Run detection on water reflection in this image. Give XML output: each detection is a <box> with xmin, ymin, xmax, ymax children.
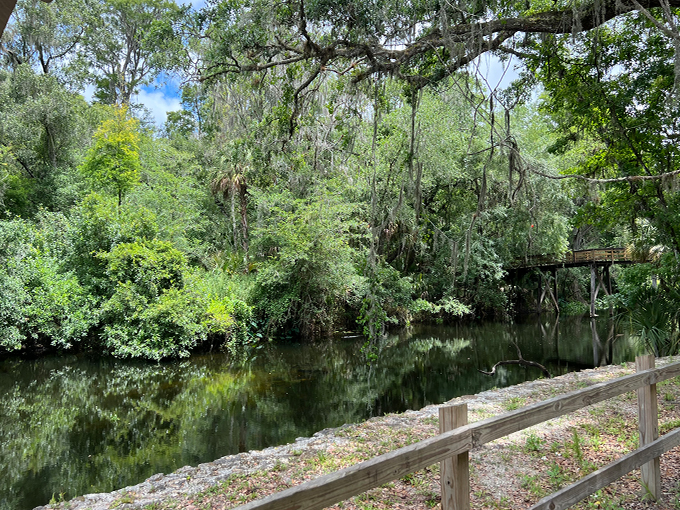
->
<box><xmin>0</xmin><ymin>316</ymin><xmax>639</xmax><ymax>510</ymax></box>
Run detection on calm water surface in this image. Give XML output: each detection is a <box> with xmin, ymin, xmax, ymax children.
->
<box><xmin>0</xmin><ymin>316</ymin><xmax>640</xmax><ymax>510</ymax></box>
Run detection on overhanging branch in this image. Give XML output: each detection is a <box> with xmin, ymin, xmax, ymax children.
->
<box><xmin>203</xmin><ymin>0</ymin><xmax>680</xmax><ymax>86</ymax></box>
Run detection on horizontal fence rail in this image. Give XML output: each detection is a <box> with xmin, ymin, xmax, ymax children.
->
<box><xmin>233</xmin><ymin>359</ymin><xmax>680</xmax><ymax>510</ymax></box>
<box><xmin>530</xmin><ymin>427</ymin><xmax>680</xmax><ymax>510</ymax></box>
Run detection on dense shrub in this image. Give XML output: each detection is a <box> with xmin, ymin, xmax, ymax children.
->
<box><xmin>0</xmin><ymin>216</ymin><xmax>252</xmax><ymax>360</ymax></box>
<box><xmin>250</xmin><ymin>194</ymin><xmax>363</xmax><ymax>337</ymax></box>
<box><xmin>0</xmin><ymin>218</ymin><xmax>95</xmax><ymax>353</ymax></box>
<box><xmin>97</xmin><ymin>239</ymin><xmax>253</xmax><ymax>359</ymax></box>
<box><xmin>68</xmin><ymin>193</ymin><xmax>159</xmax><ymax>293</ymax></box>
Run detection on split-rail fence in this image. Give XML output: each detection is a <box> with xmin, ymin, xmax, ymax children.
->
<box><xmin>233</xmin><ymin>355</ymin><xmax>680</xmax><ymax>510</ymax></box>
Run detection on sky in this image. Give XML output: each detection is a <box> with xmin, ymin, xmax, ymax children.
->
<box><xmin>475</xmin><ymin>53</ymin><xmax>522</xmax><ymax>92</ymax></box>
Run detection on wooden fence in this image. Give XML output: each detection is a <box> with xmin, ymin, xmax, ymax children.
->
<box><xmin>233</xmin><ymin>355</ymin><xmax>680</xmax><ymax>510</ymax></box>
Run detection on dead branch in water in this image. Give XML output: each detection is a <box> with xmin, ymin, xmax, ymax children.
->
<box><xmin>479</xmin><ymin>341</ymin><xmax>552</xmax><ymax>378</ymax></box>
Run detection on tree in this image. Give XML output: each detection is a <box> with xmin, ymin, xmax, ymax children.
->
<box><xmin>0</xmin><ymin>64</ymin><xmax>90</xmax><ymax>216</ymax></box>
<box><xmin>197</xmin><ymin>0</ymin><xmax>680</xmax><ymax>192</ymax></box>
<box><xmin>197</xmin><ymin>0</ymin><xmax>680</xmax><ymax>318</ymax></box>
<box><xmin>1</xmin><ymin>0</ymin><xmax>90</xmax><ymax>76</ymax></box>
<box><xmin>80</xmin><ymin>106</ymin><xmax>141</xmax><ymax>206</ymax></box>
<box><xmin>77</xmin><ymin>0</ymin><xmax>184</xmax><ymax>105</ymax></box>
<box><xmin>199</xmin><ymin>0</ymin><xmax>680</xmax><ymax>90</ymax></box>
<box><xmin>530</xmin><ymin>18</ymin><xmax>680</xmax><ymax>252</ymax></box>
<box><xmin>250</xmin><ymin>191</ymin><xmax>364</xmax><ymax>337</ymax></box>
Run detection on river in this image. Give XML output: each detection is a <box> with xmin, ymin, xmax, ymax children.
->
<box><xmin>0</xmin><ymin>315</ymin><xmax>640</xmax><ymax>510</ymax></box>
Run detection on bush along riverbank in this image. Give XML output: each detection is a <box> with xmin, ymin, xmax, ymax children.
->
<box><xmin>42</xmin><ymin>357</ymin><xmax>680</xmax><ymax>510</ymax></box>
<box><xmin>0</xmin><ymin>214</ymin><xmax>258</xmax><ymax>361</ymax></box>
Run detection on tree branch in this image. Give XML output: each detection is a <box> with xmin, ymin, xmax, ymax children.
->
<box><xmin>204</xmin><ymin>0</ymin><xmax>680</xmax><ymax>86</ymax></box>
<box><xmin>478</xmin><ymin>359</ymin><xmax>552</xmax><ymax>378</ymax></box>
<box><xmin>479</xmin><ymin>342</ymin><xmax>553</xmax><ymax>378</ymax></box>
<box><xmin>528</xmin><ymin>167</ymin><xmax>680</xmax><ymax>184</ymax></box>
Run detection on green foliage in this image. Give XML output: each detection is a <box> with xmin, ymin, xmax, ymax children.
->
<box><xmin>0</xmin><ymin>216</ymin><xmax>96</xmax><ymax>353</ymax></box>
<box><xmin>100</xmin><ymin>281</ymin><xmax>206</xmax><ymax>360</ymax></box>
<box><xmin>533</xmin><ymin>21</ymin><xmax>680</xmax><ymax>254</ymax></box>
<box><xmin>68</xmin><ymin>193</ymin><xmax>158</xmax><ymax>292</ymax></box>
<box><xmin>80</xmin><ymin>106</ymin><xmax>141</xmax><ymax>205</ymax></box>
<box><xmin>0</xmin><ymin>191</ymin><xmax>251</xmax><ymax>360</ymax></box>
<box><xmin>0</xmin><ymin>65</ymin><xmax>90</xmax><ymax>216</ymax></box>
<box><xmin>358</xmin><ymin>258</ymin><xmax>414</xmax><ymax>335</ymax></box>
<box><xmin>524</xmin><ymin>432</ymin><xmax>545</xmax><ymax>453</ymax></box>
<box><xmin>7</xmin><ymin>0</ymin><xmax>677</xmax><ymax>356</ymax></box>
<box><xmin>624</xmin><ymin>288</ymin><xmax>680</xmax><ymax>357</ymax></box>
<box><xmin>97</xmin><ymin>240</ymin><xmax>253</xmax><ymax>359</ymax></box>
<box><xmin>98</xmin><ymin>239</ymin><xmax>186</xmax><ymax>297</ymax></box>
<box><xmin>616</xmin><ymin>262</ymin><xmax>680</xmax><ymax>356</ymax></box>
<box><xmin>133</xmin><ymin>136</ymin><xmax>229</xmax><ymax>262</ymax></box>
<box><xmin>251</xmin><ymin>191</ymin><xmax>363</xmax><ymax>337</ymax></box>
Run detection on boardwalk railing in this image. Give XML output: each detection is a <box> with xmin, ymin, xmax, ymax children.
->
<box><xmin>234</xmin><ymin>355</ymin><xmax>680</xmax><ymax>510</ymax></box>
<box><xmin>517</xmin><ymin>248</ymin><xmax>635</xmax><ymax>269</ymax></box>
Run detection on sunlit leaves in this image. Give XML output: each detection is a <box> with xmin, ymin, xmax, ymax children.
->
<box><xmin>79</xmin><ymin>106</ymin><xmax>141</xmax><ymax>205</ymax></box>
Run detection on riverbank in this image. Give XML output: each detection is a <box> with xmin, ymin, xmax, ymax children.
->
<box><xmin>41</xmin><ymin>357</ymin><xmax>680</xmax><ymax>510</ymax></box>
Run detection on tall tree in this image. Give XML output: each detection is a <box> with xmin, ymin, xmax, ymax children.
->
<box><xmin>0</xmin><ymin>64</ymin><xmax>88</xmax><ymax>215</ymax></box>
<box><xmin>78</xmin><ymin>0</ymin><xmax>183</xmax><ymax>105</ymax></box>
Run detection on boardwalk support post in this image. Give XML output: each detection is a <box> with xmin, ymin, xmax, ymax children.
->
<box><xmin>536</xmin><ymin>272</ymin><xmax>542</xmax><ymax>313</ymax></box>
<box><xmin>636</xmin><ymin>354</ymin><xmax>661</xmax><ymax>500</ymax></box>
<box><xmin>439</xmin><ymin>404</ymin><xmax>470</xmax><ymax>510</ymax></box>
<box><xmin>590</xmin><ymin>264</ymin><xmax>597</xmax><ymax>317</ymax></box>
<box><xmin>552</xmin><ymin>267</ymin><xmax>559</xmax><ymax>314</ymax></box>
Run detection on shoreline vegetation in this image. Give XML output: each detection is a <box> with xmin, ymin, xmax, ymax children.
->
<box><xmin>43</xmin><ymin>357</ymin><xmax>680</xmax><ymax>510</ymax></box>
<box><xmin>2</xmin><ymin>68</ymin><xmax>679</xmax><ymax>365</ymax></box>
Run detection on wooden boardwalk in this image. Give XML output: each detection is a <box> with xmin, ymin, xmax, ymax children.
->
<box><xmin>511</xmin><ymin>248</ymin><xmax>642</xmax><ymax>316</ymax></box>
<box><xmin>514</xmin><ymin>248</ymin><xmax>637</xmax><ymax>271</ymax></box>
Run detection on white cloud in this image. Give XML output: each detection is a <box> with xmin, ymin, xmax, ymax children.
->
<box><xmin>134</xmin><ymin>88</ymin><xmax>182</xmax><ymax>127</ymax></box>
<box><xmin>79</xmin><ymin>83</ymin><xmax>181</xmax><ymax>127</ymax></box>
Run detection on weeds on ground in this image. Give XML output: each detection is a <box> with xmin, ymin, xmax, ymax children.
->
<box><xmin>503</xmin><ymin>397</ymin><xmax>526</xmax><ymax>411</ymax></box>
<box><xmin>580</xmin><ymin>489</ymin><xmax>624</xmax><ymax>509</ymax></box>
<box><xmin>519</xmin><ymin>474</ymin><xmax>545</xmax><ymax>498</ymax></box>
<box><xmin>110</xmin><ymin>493</ymin><xmax>135</xmax><ymax>508</ymax></box>
<box><xmin>547</xmin><ymin>461</ymin><xmax>569</xmax><ymax>489</ymax></box>
<box><xmin>524</xmin><ymin>433</ymin><xmax>545</xmax><ymax>453</ymax></box>
<box><xmin>673</xmin><ymin>480</ymin><xmax>680</xmax><ymax>509</ymax></box>
<box><xmin>48</xmin><ymin>493</ymin><xmax>67</xmax><ymax>505</ymax></box>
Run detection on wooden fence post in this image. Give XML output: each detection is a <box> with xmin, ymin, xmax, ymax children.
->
<box><xmin>636</xmin><ymin>354</ymin><xmax>661</xmax><ymax>500</ymax></box>
<box><xmin>439</xmin><ymin>404</ymin><xmax>470</xmax><ymax>510</ymax></box>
